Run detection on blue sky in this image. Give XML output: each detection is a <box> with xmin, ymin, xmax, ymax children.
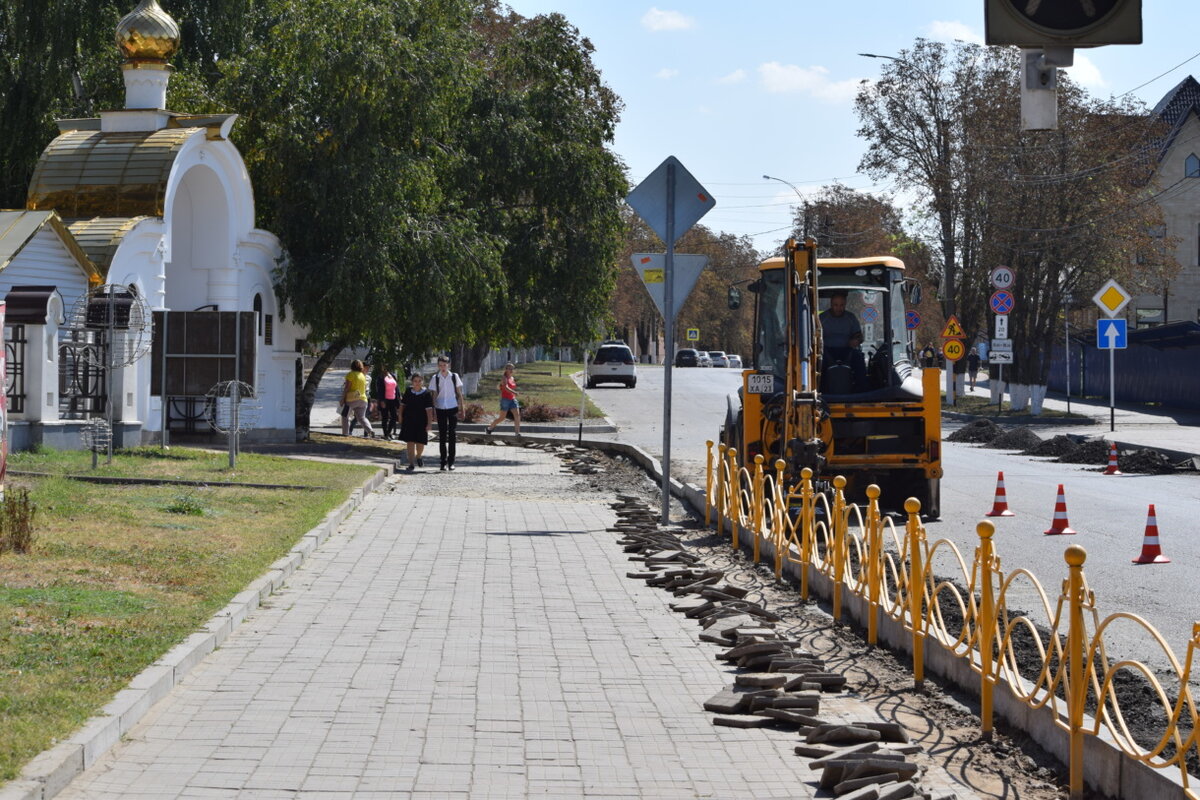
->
<box><xmin>502</xmin><ymin>1</ymin><xmax>1200</xmax><ymax>255</ymax></box>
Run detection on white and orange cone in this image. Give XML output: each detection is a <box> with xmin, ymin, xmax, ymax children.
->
<box><xmin>985</xmin><ymin>471</ymin><xmax>1015</xmax><ymax>517</ymax></box>
<box><xmin>1132</xmin><ymin>504</ymin><xmax>1170</xmax><ymax>564</ymax></box>
<box><xmin>1043</xmin><ymin>484</ymin><xmax>1077</xmax><ymax>535</ymax></box>
<box><xmin>1103</xmin><ymin>442</ymin><xmax>1123</xmax><ymax>476</ymax></box>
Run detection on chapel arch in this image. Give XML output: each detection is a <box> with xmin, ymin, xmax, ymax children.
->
<box><xmin>166</xmin><ymin>164</ymin><xmax>231</xmax><ymax>309</ymax></box>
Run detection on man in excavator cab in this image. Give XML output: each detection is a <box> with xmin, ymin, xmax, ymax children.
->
<box><xmin>819</xmin><ymin>290</ymin><xmax>867</xmax><ymax>394</ymax></box>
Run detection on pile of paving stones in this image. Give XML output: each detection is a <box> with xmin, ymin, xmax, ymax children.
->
<box><xmin>1024</xmin><ymin>435</ymin><xmax>1080</xmax><ymax>458</ymax></box>
<box><xmin>609</xmin><ymin>494</ymin><xmax>958</xmax><ymax>800</ymax></box>
<box><xmin>984</xmin><ymin>426</ymin><xmax>1042</xmax><ymax>451</ymax></box>
<box><xmin>946</xmin><ymin>419</ymin><xmax>1001</xmax><ymax>444</ymax></box>
<box><xmin>559</xmin><ymin>446</ymin><xmax>605</xmax><ymax>474</ymax></box>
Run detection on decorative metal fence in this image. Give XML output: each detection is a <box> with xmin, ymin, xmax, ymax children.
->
<box><xmin>706</xmin><ymin>442</ymin><xmax>1200</xmax><ymax>800</ymax></box>
<box><xmin>5</xmin><ymin>323</ymin><xmax>26</xmax><ymax>414</ymax></box>
<box><xmin>58</xmin><ymin>327</ymin><xmax>107</xmax><ymax>419</ymax></box>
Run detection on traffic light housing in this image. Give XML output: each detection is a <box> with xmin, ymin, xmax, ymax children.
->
<box><xmin>985</xmin><ymin>0</ymin><xmax>1141</xmax><ymax>47</ymax></box>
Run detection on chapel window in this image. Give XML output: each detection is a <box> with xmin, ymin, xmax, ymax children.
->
<box><xmin>1187</xmin><ymin>153</ymin><xmax>1200</xmax><ymax>178</ymax></box>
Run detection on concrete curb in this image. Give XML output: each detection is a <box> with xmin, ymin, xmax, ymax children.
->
<box><xmin>942</xmin><ymin>410</ymin><xmax>1096</xmax><ymax>426</ymax></box>
<box><xmin>2</xmin><ymin>467</ymin><xmax>391</xmax><ymax>800</ymax></box>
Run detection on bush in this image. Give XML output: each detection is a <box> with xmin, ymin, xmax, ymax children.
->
<box><xmin>461</xmin><ymin>402</ymin><xmax>488</xmax><ymax>423</ymax></box>
<box><xmin>519</xmin><ymin>401</ymin><xmax>577</xmax><ymax>422</ymax></box>
<box><xmin>0</xmin><ymin>487</ymin><xmax>36</xmax><ymax>554</ymax></box>
<box><xmin>165</xmin><ymin>489</ymin><xmax>208</xmax><ymax>516</ymax></box>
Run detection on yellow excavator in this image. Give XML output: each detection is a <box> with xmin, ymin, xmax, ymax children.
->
<box><xmin>722</xmin><ymin>238</ymin><xmax>942</xmax><ymax>517</ymax></box>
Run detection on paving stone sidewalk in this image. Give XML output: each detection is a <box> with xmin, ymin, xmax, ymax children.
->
<box><xmin>55</xmin><ymin>445</ymin><xmax>825</xmax><ymax>800</ymax></box>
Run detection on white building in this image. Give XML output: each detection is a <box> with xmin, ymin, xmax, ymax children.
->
<box><xmin>1</xmin><ymin>0</ymin><xmax>304</xmax><ymax>447</ymax></box>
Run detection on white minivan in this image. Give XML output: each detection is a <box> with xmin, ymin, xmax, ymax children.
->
<box><xmin>586</xmin><ymin>341</ymin><xmax>637</xmax><ymax>388</ymax></box>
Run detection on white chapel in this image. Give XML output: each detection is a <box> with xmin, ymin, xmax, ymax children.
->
<box><xmin>0</xmin><ymin>0</ymin><xmax>304</xmax><ymax>447</ymax></box>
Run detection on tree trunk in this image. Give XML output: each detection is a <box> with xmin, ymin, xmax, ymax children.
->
<box><xmin>453</xmin><ymin>342</ymin><xmax>490</xmax><ymax>375</ymax></box>
<box><xmin>295</xmin><ymin>341</ymin><xmax>345</xmax><ymax>441</ymax></box>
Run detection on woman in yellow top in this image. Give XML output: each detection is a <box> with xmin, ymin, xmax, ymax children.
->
<box><xmin>341</xmin><ymin>359</ymin><xmax>375</xmax><ymax>437</ymax></box>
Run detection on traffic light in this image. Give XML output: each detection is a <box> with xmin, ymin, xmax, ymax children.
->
<box><xmin>985</xmin><ymin>0</ymin><xmax>1141</xmax><ymax>47</ymax></box>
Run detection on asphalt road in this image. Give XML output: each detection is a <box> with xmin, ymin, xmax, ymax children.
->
<box><xmin>585</xmin><ymin>363</ymin><xmax>742</xmax><ymax>487</ymax></box>
<box><xmin>588</xmin><ymin>364</ymin><xmax>1200</xmax><ymax>677</ymax></box>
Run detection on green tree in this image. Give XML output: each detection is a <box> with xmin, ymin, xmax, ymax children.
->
<box><xmin>855</xmin><ymin>40</ymin><xmax>1173</xmax><ymax>390</ymax></box>
<box><xmin>219</xmin><ymin>0</ymin><xmax>505</xmax><ymax>428</ymax></box>
<box><xmin>454</xmin><ymin>6</ymin><xmax>627</xmax><ymax>371</ymax></box>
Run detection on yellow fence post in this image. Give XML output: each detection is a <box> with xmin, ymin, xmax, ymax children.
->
<box><xmin>865</xmin><ymin>485</ymin><xmax>882</xmax><ymax>645</ymax></box>
<box><xmin>705</xmin><ymin>440</ymin><xmax>714</xmax><ymax>527</ymax></box>
<box><xmin>715</xmin><ymin>443</ymin><xmax>726</xmax><ymax>536</ymax></box>
<box><xmin>905</xmin><ymin>498</ymin><xmax>925</xmax><ymax>689</ymax></box>
<box><xmin>800</xmin><ymin>468</ymin><xmax>814</xmax><ymax>601</ymax></box>
<box><xmin>831</xmin><ymin>475</ymin><xmax>847</xmax><ymax>623</ymax></box>
<box><xmin>977</xmin><ymin>520</ymin><xmax>998</xmax><ymax>739</ymax></box>
<box><xmin>751</xmin><ymin>455</ymin><xmax>765</xmax><ymax>564</ymax></box>
<box><xmin>774</xmin><ymin>459</ymin><xmax>786</xmax><ymax>581</ymax></box>
<box><xmin>727</xmin><ymin>448</ymin><xmax>739</xmax><ymax>551</ymax></box>
<box><xmin>1065</xmin><ymin>545</ymin><xmax>1088</xmax><ymax>800</ymax></box>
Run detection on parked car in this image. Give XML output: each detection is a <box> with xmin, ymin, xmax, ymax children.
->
<box><xmin>727</xmin><ymin>354</ymin><xmax>743</xmax><ymax>369</ymax></box>
<box><xmin>674</xmin><ymin>348</ymin><xmax>699</xmax><ymax>367</ymax></box>
<box><xmin>587</xmin><ymin>341</ymin><xmax>637</xmax><ymax>388</ymax></box>
<box><xmin>697</xmin><ymin>351</ymin><xmax>712</xmax><ymax>367</ymax></box>
<box><xmin>709</xmin><ymin>350</ymin><xmax>729</xmax><ymax>368</ymax></box>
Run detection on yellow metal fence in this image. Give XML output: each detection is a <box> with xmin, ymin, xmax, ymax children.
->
<box><xmin>704</xmin><ymin>442</ymin><xmax>1200</xmax><ymax>800</ymax></box>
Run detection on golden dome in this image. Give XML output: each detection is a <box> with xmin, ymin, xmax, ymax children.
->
<box><xmin>115</xmin><ymin>0</ymin><xmax>181</xmax><ymax>63</ymax></box>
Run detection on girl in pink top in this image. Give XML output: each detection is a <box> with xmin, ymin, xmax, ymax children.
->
<box><xmin>378</xmin><ymin>366</ymin><xmax>400</xmax><ymax>440</ymax></box>
<box><xmin>485</xmin><ymin>363</ymin><xmax>521</xmax><ymax>436</ymax></box>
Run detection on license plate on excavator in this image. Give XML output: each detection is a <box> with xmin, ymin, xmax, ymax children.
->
<box><xmin>747</xmin><ymin>373</ymin><xmax>776</xmax><ymax>394</ymax></box>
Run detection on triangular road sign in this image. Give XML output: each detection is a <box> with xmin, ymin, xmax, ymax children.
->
<box><xmin>941</xmin><ymin>315</ymin><xmax>965</xmax><ymax>339</ymax></box>
<box><xmin>633</xmin><ymin>253</ymin><xmax>708</xmax><ymax>320</ymax></box>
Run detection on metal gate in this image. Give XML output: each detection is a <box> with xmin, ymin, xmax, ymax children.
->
<box><xmin>58</xmin><ymin>327</ymin><xmax>107</xmax><ymax>419</ymax></box>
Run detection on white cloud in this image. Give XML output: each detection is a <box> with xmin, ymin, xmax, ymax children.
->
<box><xmin>717</xmin><ymin>69</ymin><xmax>747</xmax><ymax>85</ymax></box>
<box><xmin>1062</xmin><ymin>53</ymin><xmax>1107</xmax><ymax>92</ymax></box>
<box><xmin>757</xmin><ymin>62</ymin><xmax>861</xmax><ymax>103</ymax></box>
<box><xmin>926</xmin><ymin>20</ymin><xmax>984</xmax><ymax>45</ymax></box>
<box><xmin>641</xmin><ymin>8</ymin><xmax>695</xmax><ymax>31</ymax></box>
<box><xmin>656</xmin><ymin>67</ymin><xmax>680</xmax><ymax>80</ymax></box>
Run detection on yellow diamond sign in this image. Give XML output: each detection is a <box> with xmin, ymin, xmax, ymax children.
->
<box><xmin>1092</xmin><ymin>279</ymin><xmax>1131</xmax><ymax>318</ymax></box>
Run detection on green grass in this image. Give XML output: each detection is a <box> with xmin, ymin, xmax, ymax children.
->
<box><xmin>943</xmin><ymin>394</ymin><xmax>1091</xmax><ymax>420</ymax></box>
<box><xmin>467</xmin><ymin>360</ymin><xmax>604</xmax><ymax>418</ymax></box>
<box><xmin>0</xmin><ymin>447</ymin><xmax>377</xmax><ymax>783</ymax></box>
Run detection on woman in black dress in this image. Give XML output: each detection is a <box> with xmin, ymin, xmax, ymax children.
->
<box><xmin>399</xmin><ymin>373</ymin><xmax>435</xmax><ymax>471</ymax></box>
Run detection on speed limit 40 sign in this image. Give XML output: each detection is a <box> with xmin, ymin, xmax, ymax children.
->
<box><xmin>991</xmin><ymin>266</ymin><xmax>1015</xmax><ymax>290</ymax></box>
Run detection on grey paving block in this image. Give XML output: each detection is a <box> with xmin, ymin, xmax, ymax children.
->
<box><xmin>733</xmin><ymin>672</ymin><xmax>788</xmax><ymax>689</ymax></box>
<box><xmin>711</xmin><ymin>714</ymin><xmax>777</xmax><ymax>728</ymax></box>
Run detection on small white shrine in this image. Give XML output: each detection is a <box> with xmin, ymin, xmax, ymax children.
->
<box><xmin>0</xmin><ymin>0</ymin><xmax>304</xmax><ymax>447</ymax></box>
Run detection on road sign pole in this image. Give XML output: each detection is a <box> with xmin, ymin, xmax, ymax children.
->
<box><xmin>1064</xmin><ymin>295</ymin><xmax>1071</xmax><ymax>415</ymax></box>
<box><xmin>661</xmin><ymin>163</ymin><xmax>675</xmax><ymax>525</ymax></box>
<box><xmin>1109</xmin><ymin>347</ymin><xmax>1115</xmax><ymax>433</ymax></box>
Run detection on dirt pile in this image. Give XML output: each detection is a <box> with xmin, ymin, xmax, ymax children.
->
<box><xmin>947</xmin><ymin>419</ymin><xmax>1002</xmax><ymax>443</ymax></box>
<box><xmin>1058</xmin><ymin>438</ymin><xmax>1112</xmax><ymax>465</ymax></box>
<box><xmin>1119</xmin><ymin>448</ymin><xmax>1178</xmax><ymax>474</ymax></box>
<box><xmin>986</xmin><ymin>426</ymin><xmax>1043</xmax><ymax>451</ymax></box>
<box><xmin>1025</xmin><ymin>435</ymin><xmax>1079</xmax><ymax>458</ymax></box>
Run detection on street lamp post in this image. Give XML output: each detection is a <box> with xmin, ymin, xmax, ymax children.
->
<box><xmin>763</xmin><ymin>174</ymin><xmax>804</xmax><ymax>242</ymax></box>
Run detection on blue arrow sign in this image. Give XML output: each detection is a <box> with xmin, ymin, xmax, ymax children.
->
<box><xmin>1097</xmin><ymin>318</ymin><xmax>1127</xmax><ymax>349</ymax></box>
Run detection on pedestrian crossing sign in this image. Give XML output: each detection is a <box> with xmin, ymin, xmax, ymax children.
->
<box><xmin>941</xmin><ymin>316</ymin><xmax>965</xmax><ymax>339</ymax></box>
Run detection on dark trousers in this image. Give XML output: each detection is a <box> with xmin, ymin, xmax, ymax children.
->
<box><xmin>436</xmin><ymin>407</ymin><xmax>458</xmax><ymax>466</ymax></box>
<box><xmin>380</xmin><ymin>399</ymin><xmax>399</xmax><ymax>438</ymax></box>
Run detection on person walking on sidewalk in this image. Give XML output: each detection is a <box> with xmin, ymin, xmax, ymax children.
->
<box><xmin>430</xmin><ymin>355</ymin><xmax>465</xmax><ymax>470</ymax></box>
<box><xmin>341</xmin><ymin>359</ymin><xmax>375</xmax><ymax>438</ymax></box>
<box><xmin>485</xmin><ymin>363</ymin><xmax>521</xmax><ymax>436</ymax></box>
<box><xmin>398</xmin><ymin>373</ymin><xmax>435</xmax><ymax>471</ymax></box>
<box><xmin>375</xmin><ymin>365</ymin><xmax>401</xmax><ymax>440</ymax></box>
<box><xmin>966</xmin><ymin>348</ymin><xmax>981</xmax><ymax>390</ymax></box>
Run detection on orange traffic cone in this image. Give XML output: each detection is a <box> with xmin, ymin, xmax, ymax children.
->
<box><xmin>1103</xmin><ymin>442</ymin><xmax>1123</xmax><ymax>475</ymax></box>
<box><xmin>1132</xmin><ymin>504</ymin><xmax>1170</xmax><ymax>564</ymax></box>
<box><xmin>985</xmin><ymin>471</ymin><xmax>1015</xmax><ymax>517</ymax></box>
<box><xmin>1043</xmin><ymin>484</ymin><xmax>1077</xmax><ymax>535</ymax></box>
